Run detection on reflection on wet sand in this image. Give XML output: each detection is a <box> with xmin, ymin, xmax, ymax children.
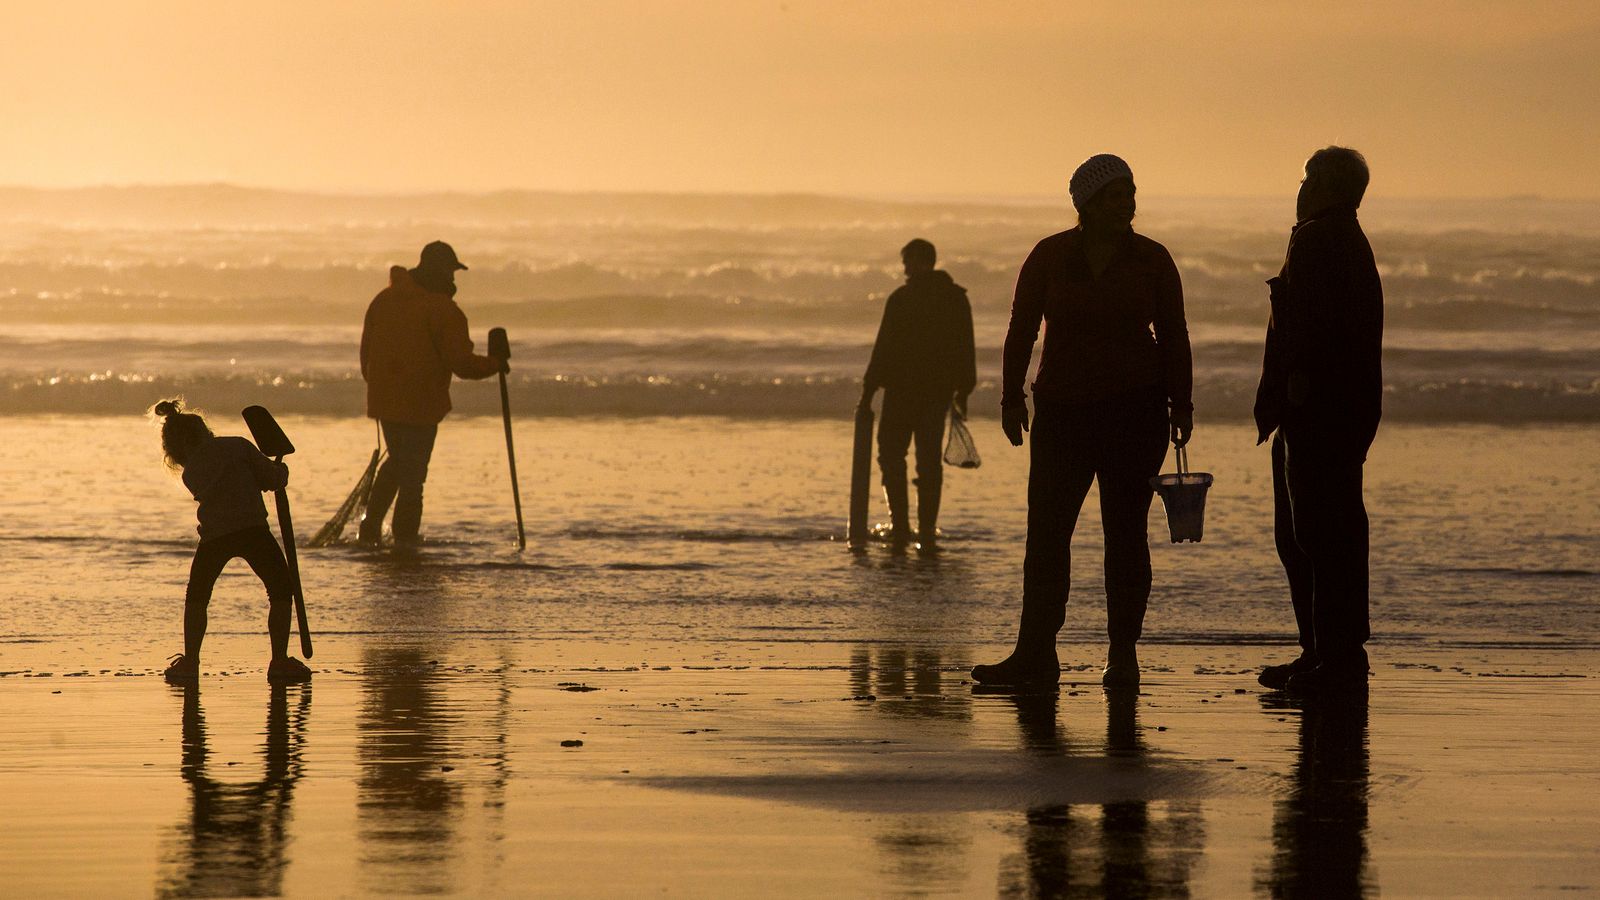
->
<box><xmin>1258</xmin><ymin>695</ymin><xmax>1372</xmax><ymax>898</ymax></box>
<box><xmin>997</xmin><ymin>690</ymin><xmax>1205</xmax><ymax>898</ymax></box>
<box><xmin>357</xmin><ymin>646</ymin><xmax>465</xmax><ymax>894</ymax></box>
<box><xmin>852</xmin><ymin>646</ymin><xmax>975</xmax><ymax>892</ymax></box>
<box><xmin>156</xmin><ymin>683</ymin><xmax>311</xmax><ymax>899</ymax></box>
<box><xmin>849</xmin><ymin>645</ymin><xmax>971</xmax><ymax>724</ymax></box>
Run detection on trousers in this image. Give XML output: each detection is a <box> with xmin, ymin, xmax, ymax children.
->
<box><xmin>1019</xmin><ymin>389</ymin><xmax>1169</xmax><ymax>647</ymax></box>
<box><xmin>364</xmin><ymin>420</ymin><xmax>439</xmax><ymax>542</ymax></box>
<box><xmin>1273</xmin><ymin>428</ymin><xmax>1371</xmax><ymax>668</ymax></box>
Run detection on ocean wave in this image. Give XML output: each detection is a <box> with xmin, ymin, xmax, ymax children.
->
<box><xmin>5</xmin><ymin>369</ymin><xmax>1598</xmax><ymax>422</ymax></box>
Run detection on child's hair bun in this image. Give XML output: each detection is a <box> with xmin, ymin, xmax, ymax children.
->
<box><xmin>154</xmin><ymin>399</ymin><xmax>181</xmax><ymax>418</ymax></box>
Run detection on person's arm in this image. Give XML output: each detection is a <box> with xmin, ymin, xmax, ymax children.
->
<box><xmin>956</xmin><ymin>292</ymin><xmax>977</xmax><ymax>410</ymax></box>
<box><xmin>359</xmin><ymin>300</ymin><xmax>375</xmax><ymax>380</ymax></box>
<box><xmin>433</xmin><ymin>302</ymin><xmax>504</xmax><ymax>381</ymax></box>
<box><xmin>242</xmin><ymin>441</ymin><xmax>289</xmax><ymax>491</ymax></box>
<box><xmin>1151</xmin><ymin>246</ymin><xmax>1194</xmax><ymax>446</ymax></box>
<box><xmin>1000</xmin><ymin>240</ymin><xmax>1049</xmax><ymax>444</ymax></box>
<box><xmin>1283</xmin><ymin>223</ymin><xmax>1343</xmax><ymax>407</ymax></box>
<box><xmin>861</xmin><ymin>290</ymin><xmax>902</xmax><ymax>405</ymax></box>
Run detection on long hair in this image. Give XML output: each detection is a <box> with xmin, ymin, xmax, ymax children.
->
<box><xmin>151</xmin><ymin>398</ymin><xmax>213</xmax><ymax>469</ymax></box>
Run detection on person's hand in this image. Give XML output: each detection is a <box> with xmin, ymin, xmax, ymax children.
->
<box><xmin>952</xmin><ymin>392</ymin><xmax>969</xmax><ymax>420</ymax></box>
<box><xmin>278</xmin><ymin>462</ymin><xmax>290</xmax><ymax>484</ymax></box>
<box><xmin>1170</xmin><ymin>409</ymin><xmax>1193</xmax><ymax>449</ymax></box>
<box><xmin>857</xmin><ymin>385</ymin><xmax>875</xmax><ymax>413</ymax></box>
<box><xmin>1002</xmin><ymin>403</ymin><xmax>1029</xmax><ymax>446</ymax></box>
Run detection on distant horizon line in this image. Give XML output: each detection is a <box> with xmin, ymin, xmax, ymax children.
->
<box><xmin>0</xmin><ymin>181</ymin><xmax>1584</xmax><ymax>206</ymax></box>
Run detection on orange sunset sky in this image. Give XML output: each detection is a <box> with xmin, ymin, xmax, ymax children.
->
<box><xmin>4</xmin><ymin>1</ymin><xmax>1597</xmax><ymax>198</ymax></box>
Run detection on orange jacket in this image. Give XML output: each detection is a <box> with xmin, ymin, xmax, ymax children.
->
<box><xmin>360</xmin><ymin>266</ymin><xmax>501</xmax><ymax>425</ymax></box>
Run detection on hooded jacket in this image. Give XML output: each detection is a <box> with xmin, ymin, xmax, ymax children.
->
<box><xmin>863</xmin><ymin>270</ymin><xmax>977</xmax><ymax>398</ymax></box>
<box><xmin>360</xmin><ymin>266</ymin><xmax>501</xmax><ymax>425</ymax></box>
<box><xmin>1253</xmin><ymin>206</ymin><xmax>1384</xmax><ymax>453</ymax></box>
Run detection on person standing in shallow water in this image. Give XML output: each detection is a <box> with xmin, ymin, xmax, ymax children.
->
<box><xmin>358</xmin><ymin>241</ymin><xmax>506</xmax><ymax>546</ymax></box>
<box><xmin>859</xmin><ymin>239</ymin><xmax>977</xmax><ymax>552</ymax></box>
<box><xmin>1254</xmin><ymin>147</ymin><xmax>1383</xmax><ymax>696</ymax></box>
<box><xmin>153</xmin><ymin>400</ymin><xmax>312</xmax><ymax>684</ymax></box>
<box><xmin>972</xmin><ymin>154</ymin><xmax>1193</xmax><ymax>689</ymax></box>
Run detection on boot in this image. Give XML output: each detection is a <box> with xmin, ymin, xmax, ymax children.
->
<box><xmin>1102</xmin><ymin>642</ymin><xmax>1140</xmax><ymax>690</ymax></box>
<box><xmin>972</xmin><ymin>603</ymin><xmax>1063</xmax><ymax>686</ymax></box>
<box><xmin>883</xmin><ymin>479</ymin><xmax>912</xmax><ymax>550</ymax></box>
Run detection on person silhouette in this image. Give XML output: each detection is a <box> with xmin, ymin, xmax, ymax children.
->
<box><xmin>973</xmin><ymin>155</ymin><xmax>1193</xmax><ymax>689</ymax></box>
<box><xmin>1254</xmin><ymin>148</ymin><xmax>1384</xmax><ymax>696</ymax></box>
<box><xmin>859</xmin><ymin>239</ymin><xmax>977</xmax><ymax>553</ymax></box>
<box><xmin>358</xmin><ymin>241</ymin><xmax>507</xmax><ymax>547</ymax></box>
<box><xmin>152</xmin><ymin>399</ymin><xmax>311</xmax><ymax>684</ymax></box>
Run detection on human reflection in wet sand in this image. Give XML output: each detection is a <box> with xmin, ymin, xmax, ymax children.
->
<box><xmin>849</xmin><ymin>645</ymin><xmax>971</xmax><ymax>723</ymax></box>
<box><xmin>996</xmin><ymin>690</ymin><xmax>1203</xmax><ymax>898</ymax></box>
<box><xmin>156</xmin><ymin>683</ymin><xmax>311</xmax><ymax>899</ymax></box>
<box><xmin>357</xmin><ymin>645</ymin><xmax>465</xmax><ymax>895</ymax></box>
<box><xmin>848</xmin><ymin>646</ymin><xmax>974</xmax><ymax>892</ymax></box>
<box><xmin>1258</xmin><ymin>695</ymin><xmax>1373</xmax><ymax>897</ymax></box>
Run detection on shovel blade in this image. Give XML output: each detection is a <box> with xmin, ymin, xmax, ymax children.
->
<box><xmin>242</xmin><ymin>405</ymin><xmax>296</xmax><ymax>457</ymax></box>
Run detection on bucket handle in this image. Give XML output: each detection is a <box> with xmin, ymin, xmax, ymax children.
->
<box><xmin>1174</xmin><ymin>445</ymin><xmax>1189</xmax><ymax>476</ymax></box>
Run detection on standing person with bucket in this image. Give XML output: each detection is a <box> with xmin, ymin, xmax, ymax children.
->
<box><xmin>1254</xmin><ymin>147</ymin><xmax>1383</xmax><ymax>696</ymax></box>
<box><xmin>358</xmin><ymin>241</ymin><xmax>508</xmax><ymax>547</ymax></box>
<box><xmin>858</xmin><ymin>238</ymin><xmax>977</xmax><ymax>554</ymax></box>
<box><xmin>971</xmin><ymin>154</ymin><xmax>1193</xmax><ymax>690</ymax></box>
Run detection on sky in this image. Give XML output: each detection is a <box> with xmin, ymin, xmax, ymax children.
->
<box><xmin>5</xmin><ymin>1</ymin><xmax>1598</xmax><ymax>198</ymax></box>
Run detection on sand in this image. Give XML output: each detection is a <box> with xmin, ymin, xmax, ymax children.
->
<box><xmin>2</xmin><ymin>636</ymin><xmax>1596</xmax><ymax>898</ymax></box>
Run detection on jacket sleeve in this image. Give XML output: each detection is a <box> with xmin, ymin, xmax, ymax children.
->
<box><xmin>1151</xmin><ymin>246</ymin><xmax>1193</xmax><ymax>413</ymax></box>
<box><xmin>242</xmin><ymin>441</ymin><xmax>288</xmax><ymax>491</ymax></box>
<box><xmin>956</xmin><ymin>292</ymin><xmax>977</xmax><ymax>396</ymax></box>
<box><xmin>432</xmin><ymin>302</ymin><xmax>502</xmax><ymax>381</ymax></box>
<box><xmin>359</xmin><ymin>298</ymin><xmax>376</xmax><ymax>380</ymax></box>
<box><xmin>1001</xmin><ymin>241</ymin><xmax>1049</xmax><ymax>408</ymax></box>
<box><xmin>862</xmin><ymin>292</ymin><xmax>901</xmax><ymax>393</ymax></box>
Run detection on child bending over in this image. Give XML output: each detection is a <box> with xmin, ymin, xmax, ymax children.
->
<box><xmin>154</xmin><ymin>399</ymin><xmax>312</xmax><ymax>684</ymax></box>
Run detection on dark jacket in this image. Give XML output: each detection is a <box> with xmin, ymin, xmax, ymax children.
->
<box><xmin>863</xmin><ymin>269</ymin><xmax>977</xmax><ymax>398</ymax></box>
<box><xmin>181</xmin><ymin>436</ymin><xmax>288</xmax><ymax>541</ymax></box>
<box><xmin>1002</xmin><ymin>228</ymin><xmax>1192</xmax><ymax>411</ymax></box>
<box><xmin>1253</xmin><ymin>206</ymin><xmax>1384</xmax><ymax>451</ymax></box>
<box><xmin>360</xmin><ymin>266</ymin><xmax>501</xmax><ymax>425</ymax></box>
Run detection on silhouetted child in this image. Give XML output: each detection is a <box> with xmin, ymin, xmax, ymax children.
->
<box><xmin>153</xmin><ymin>400</ymin><xmax>312</xmax><ymax>684</ymax></box>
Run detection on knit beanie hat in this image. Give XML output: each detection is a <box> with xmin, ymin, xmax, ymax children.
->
<box><xmin>1068</xmin><ymin>154</ymin><xmax>1134</xmax><ymax>211</ymax></box>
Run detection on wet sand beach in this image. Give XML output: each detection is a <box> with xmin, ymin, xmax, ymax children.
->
<box><xmin>2</xmin><ymin>637</ymin><xmax>1596</xmax><ymax>897</ymax></box>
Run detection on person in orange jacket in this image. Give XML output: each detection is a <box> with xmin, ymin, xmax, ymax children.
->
<box><xmin>358</xmin><ymin>241</ymin><xmax>506</xmax><ymax>546</ymax></box>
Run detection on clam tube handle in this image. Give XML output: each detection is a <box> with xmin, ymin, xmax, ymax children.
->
<box><xmin>1175</xmin><ymin>446</ymin><xmax>1189</xmax><ymax>476</ymax></box>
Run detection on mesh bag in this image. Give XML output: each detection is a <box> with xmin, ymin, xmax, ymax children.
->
<box><xmin>307</xmin><ymin>447</ymin><xmax>383</xmax><ymax>547</ymax></box>
<box><xmin>943</xmin><ymin>409</ymin><xmax>981</xmax><ymax>469</ymax></box>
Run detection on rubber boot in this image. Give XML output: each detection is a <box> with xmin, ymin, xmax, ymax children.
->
<box><xmin>972</xmin><ymin>601</ymin><xmax>1063</xmax><ymax>686</ymax></box>
<box><xmin>1102</xmin><ymin>641</ymin><xmax>1140</xmax><ymax>690</ymax></box>
<box><xmin>883</xmin><ymin>479</ymin><xmax>912</xmax><ymax>551</ymax></box>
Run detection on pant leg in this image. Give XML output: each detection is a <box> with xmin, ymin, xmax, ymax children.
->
<box><xmin>236</xmin><ymin>525</ymin><xmax>297</xmax><ymax>660</ymax></box>
<box><xmin>1282</xmin><ymin>429</ymin><xmax>1371</xmax><ymax>668</ymax></box>
<box><xmin>877</xmin><ymin>392</ymin><xmax>917</xmax><ymax>532</ymax></box>
<box><xmin>1019</xmin><ymin>401</ymin><xmax>1098</xmax><ymax>645</ymax></box>
<box><xmin>911</xmin><ymin>396</ymin><xmax>948</xmax><ymax>534</ymax></box>
<box><xmin>183</xmin><ymin>536</ymin><xmax>237</xmax><ymax>658</ymax></box>
<box><xmin>383</xmin><ymin>421</ymin><xmax>439</xmax><ymax>542</ymax></box>
<box><xmin>1272</xmin><ymin>432</ymin><xmax>1317</xmax><ymax>657</ymax></box>
<box><xmin>1095</xmin><ymin>393</ymin><xmax>1170</xmax><ymax>647</ymax></box>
